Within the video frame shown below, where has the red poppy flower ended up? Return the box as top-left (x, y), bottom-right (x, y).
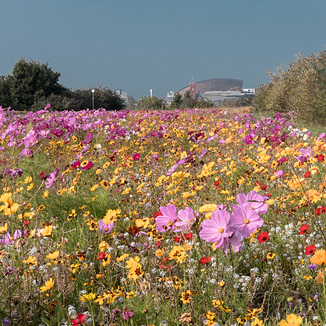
top-left (153, 211), bottom-right (162, 219)
top-left (261, 185), bottom-right (267, 190)
top-left (173, 236), bottom-right (183, 243)
top-left (305, 244), bottom-right (316, 255)
top-left (96, 252), bottom-right (107, 260)
top-left (200, 256), bottom-right (211, 265)
top-left (315, 207), bottom-right (323, 216)
top-left (71, 313), bottom-right (87, 325)
top-left (184, 232), bottom-right (193, 240)
top-left (257, 232), bottom-right (269, 243)
top-left (127, 226), bottom-right (140, 237)
top-left (304, 171), bottom-right (311, 178)
top-left (214, 180), bottom-right (220, 187)
top-left (317, 154), bottom-right (325, 162)
top-left (299, 224), bottom-right (309, 234)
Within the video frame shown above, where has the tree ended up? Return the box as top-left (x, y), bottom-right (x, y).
top-left (0, 75), bottom-right (16, 108)
top-left (10, 58), bottom-right (66, 110)
top-left (171, 93), bottom-right (182, 109)
top-left (137, 96), bottom-right (166, 110)
top-left (67, 87), bottom-right (125, 111)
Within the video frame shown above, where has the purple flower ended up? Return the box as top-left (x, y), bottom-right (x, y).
top-left (274, 170), bottom-right (283, 178)
top-left (155, 204), bottom-right (178, 232)
top-left (231, 202), bottom-right (264, 238)
top-left (98, 220), bottom-right (114, 234)
top-left (174, 207), bottom-right (195, 233)
top-left (309, 264), bottom-right (317, 270)
top-left (122, 307), bottom-right (134, 320)
top-left (199, 208), bottom-right (233, 249)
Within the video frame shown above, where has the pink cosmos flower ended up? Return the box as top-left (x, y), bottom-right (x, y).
top-left (235, 190), bottom-right (267, 215)
top-left (98, 219), bottom-right (114, 234)
top-left (155, 204), bottom-right (178, 232)
top-left (274, 170), bottom-right (283, 178)
top-left (0, 230), bottom-right (22, 245)
top-left (199, 208), bottom-right (233, 249)
top-left (220, 226), bottom-right (243, 255)
top-left (81, 132), bottom-right (93, 144)
top-left (231, 202), bottom-right (264, 238)
top-left (174, 207), bottom-right (195, 233)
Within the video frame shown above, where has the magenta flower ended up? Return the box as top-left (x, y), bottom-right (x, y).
top-left (199, 208), bottom-right (233, 249)
top-left (0, 230), bottom-right (22, 245)
top-left (174, 207), bottom-right (195, 233)
top-left (133, 153), bottom-right (140, 161)
top-left (80, 161), bottom-right (94, 170)
top-left (98, 219), bottom-right (114, 234)
top-left (231, 202), bottom-right (264, 238)
top-left (155, 204), bottom-right (178, 232)
top-left (235, 190), bottom-right (267, 215)
top-left (81, 132), bottom-right (93, 144)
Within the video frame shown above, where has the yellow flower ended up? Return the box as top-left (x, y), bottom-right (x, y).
top-left (199, 204), bottom-right (217, 213)
top-left (251, 318), bottom-right (264, 326)
top-left (310, 249), bottom-right (326, 265)
top-left (99, 241), bottom-right (109, 252)
top-left (22, 256), bottom-right (38, 266)
top-left (41, 225), bottom-right (53, 236)
top-left (0, 223), bottom-right (8, 234)
top-left (169, 245), bottom-right (187, 264)
top-left (80, 293), bottom-right (96, 302)
top-left (279, 313), bottom-right (302, 326)
top-left (126, 256), bottom-right (144, 281)
top-left (116, 253), bottom-right (129, 262)
top-left (266, 253), bottom-right (275, 260)
top-left (0, 193), bottom-right (19, 215)
top-left (40, 278), bottom-right (54, 293)
top-left (43, 191), bottom-right (49, 198)
top-left (102, 209), bottom-right (120, 224)
top-left (46, 251), bottom-right (60, 260)
top-left (102, 253), bottom-right (111, 266)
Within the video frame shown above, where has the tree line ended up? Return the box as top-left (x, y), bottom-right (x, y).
top-left (253, 50), bottom-right (326, 125)
top-left (0, 58), bottom-right (125, 111)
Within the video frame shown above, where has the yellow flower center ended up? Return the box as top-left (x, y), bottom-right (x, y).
top-left (244, 219), bottom-right (249, 224)
top-left (218, 228), bottom-right (224, 233)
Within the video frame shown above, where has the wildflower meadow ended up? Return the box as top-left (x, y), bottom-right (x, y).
top-left (1, 105), bottom-right (326, 326)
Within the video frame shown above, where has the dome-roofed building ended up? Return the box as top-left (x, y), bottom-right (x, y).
top-left (177, 78), bottom-right (253, 104)
top-left (178, 78), bottom-right (243, 96)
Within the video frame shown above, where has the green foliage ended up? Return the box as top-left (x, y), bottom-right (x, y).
top-left (67, 86), bottom-right (125, 111)
top-left (254, 51), bottom-right (326, 125)
top-left (0, 59), bottom-right (125, 111)
top-left (10, 58), bottom-right (66, 110)
top-left (137, 96), bottom-right (166, 110)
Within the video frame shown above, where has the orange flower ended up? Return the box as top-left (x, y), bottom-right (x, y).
top-left (310, 249), bottom-right (326, 265)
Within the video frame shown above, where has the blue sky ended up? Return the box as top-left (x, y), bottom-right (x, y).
top-left (1, 0), bottom-right (326, 99)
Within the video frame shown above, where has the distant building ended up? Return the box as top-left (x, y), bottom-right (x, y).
top-left (166, 91), bottom-right (175, 104)
top-left (176, 78), bottom-right (255, 104)
top-left (115, 89), bottom-right (132, 106)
